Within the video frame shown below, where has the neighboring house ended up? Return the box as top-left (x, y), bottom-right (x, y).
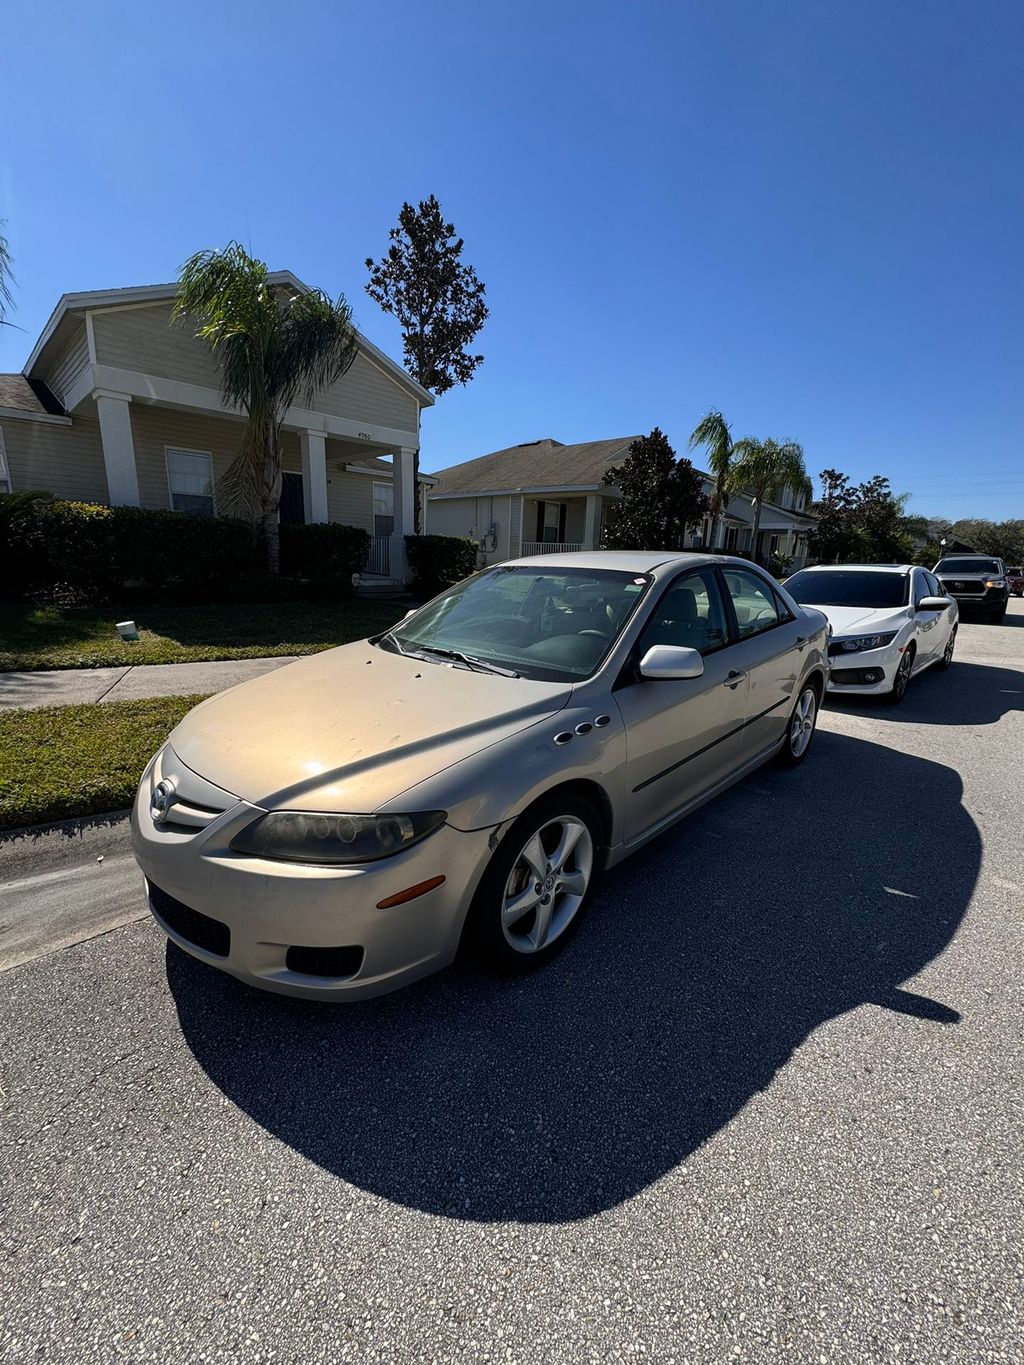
top-left (427, 437), bottom-right (815, 568)
top-left (0, 274), bottom-right (436, 583)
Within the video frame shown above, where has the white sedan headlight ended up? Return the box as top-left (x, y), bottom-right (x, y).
top-left (231, 810), bottom-right (446, 864)
top-left (837, 632), bottom-right (899, 653)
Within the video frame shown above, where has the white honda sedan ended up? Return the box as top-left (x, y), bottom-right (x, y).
top-left (783, 563), bottom-right (958, 703)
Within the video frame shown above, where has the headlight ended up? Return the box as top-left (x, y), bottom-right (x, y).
top-left (231, 810), bottom-right (447, 864)
top-left (838, 632), bottom-right (898, 653)
top-left (985, 579), bottom-right (1005, 589)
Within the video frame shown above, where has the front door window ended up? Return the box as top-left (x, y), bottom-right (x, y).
top-left (373, 481), bottom-right (394, 538)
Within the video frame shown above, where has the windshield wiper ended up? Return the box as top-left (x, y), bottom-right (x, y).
top-left (415, 645), bottom-right (519, 678)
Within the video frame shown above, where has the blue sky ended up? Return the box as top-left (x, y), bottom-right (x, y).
top-left (2, 0), bottom-right (1021, 520)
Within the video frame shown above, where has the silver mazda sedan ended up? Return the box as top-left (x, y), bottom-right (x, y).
top-left (132, 552), bottom-right (829, 1000)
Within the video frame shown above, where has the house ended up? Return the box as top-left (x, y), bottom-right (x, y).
top-left (426, 436), bottom-right (815, 568)
top-left (0, 274), bottom-right (435, 583)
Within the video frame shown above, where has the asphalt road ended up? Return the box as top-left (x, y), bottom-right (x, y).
top-left (2, 603), bottom-right (1023, 1363)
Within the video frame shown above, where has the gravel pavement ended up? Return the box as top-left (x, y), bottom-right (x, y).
top-left (1, 603), bottom-right (1022, 1363)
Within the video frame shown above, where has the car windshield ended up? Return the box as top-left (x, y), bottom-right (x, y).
top-left (784, 569), bottom-right (909, 609)
top-left (377, 565), bottom-right (653, 681)
top-left (935, 558), bottom-right (1001, 575)
top-left (1008, 568), bottom-right (1022, 576)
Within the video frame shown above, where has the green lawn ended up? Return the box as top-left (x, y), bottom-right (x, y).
top-left (0, 599), bottom-right (403, 672)
top-left (0, 694), bottom-right (209, 831)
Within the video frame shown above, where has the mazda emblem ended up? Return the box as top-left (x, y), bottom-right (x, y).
top-left (151, 779), bottom-right (175, 823)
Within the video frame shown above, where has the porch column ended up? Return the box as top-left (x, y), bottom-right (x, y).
top-left (94, 390), bottom-right (140, 506)
top-left (299, 430), bottom-right (329, 523)
top-left (583, 493), bottom-right (601, 549)
top-left (390, 446), bottom-right (416, 582)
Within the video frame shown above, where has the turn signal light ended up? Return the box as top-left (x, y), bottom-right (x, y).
top-left (376, 875), bottom-right (446, 909)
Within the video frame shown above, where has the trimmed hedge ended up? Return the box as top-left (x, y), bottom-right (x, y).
top-left (405, 533), bottom-right (479, 596)
top-left (279, 521), bottom-right (369, 586)
top-left (0, 495), bottom-right (367, 604)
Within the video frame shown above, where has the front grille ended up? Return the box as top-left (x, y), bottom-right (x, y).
top-left (285, 944), bottom-right (364, 979)
top-left (148, 881), bottom-right (230, 957)
top-left (940, 579), bottom-right (985, 595)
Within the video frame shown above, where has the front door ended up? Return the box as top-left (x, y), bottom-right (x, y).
top-left (279, 472), bottom-right (305, 524)
top-left (718, 566), bottom-right (803, 762)
top-left (615, 568), bottom-right (749, 842)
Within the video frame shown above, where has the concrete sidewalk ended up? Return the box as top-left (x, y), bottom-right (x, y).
top-left (0, 655), bottom-right (297, 711)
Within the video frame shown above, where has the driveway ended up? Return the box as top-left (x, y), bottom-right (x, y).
top-left (1, 605), bottom-right (1022, 1362)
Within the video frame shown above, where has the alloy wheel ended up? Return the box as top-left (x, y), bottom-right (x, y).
top-left (893, 650), bottom-right (913, 700)
top-left (501, 816), bottom-right (594, 954)
top-left (789, 686), bottom-right (817, 758)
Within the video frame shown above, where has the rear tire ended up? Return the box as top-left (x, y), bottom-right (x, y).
top-left (777, 682), bottom-right (819, 768)
top-left (935, 626), bottom-right (956, 671)
top-left (464, 794), bottom-right (602, 973)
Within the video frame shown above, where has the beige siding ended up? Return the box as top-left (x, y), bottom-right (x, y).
top-left (314, 351), bottom-right (419, 432)
top-left (0, 413), bottom-right (109, 503)
top-left (327, 463), bottom-right (374, 532)
top-left (42, 324), bottom-right (91, 407)
top-left (427, 496), bottom-right (482, 540)
top-left (93, 303), bottom-right (419, 434)
top-left (129, 404), bottom-right (248, 511)
top-left (93, 304), bottom-right (222, 389)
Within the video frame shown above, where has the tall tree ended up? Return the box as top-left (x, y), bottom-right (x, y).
top-left (809, 470), bottom-right (921, 563)
top-left (366, 196), bottom-right (488, 530)
top-left (727, 437), bottom-right (810, 562)
top-left (602, 429), bottom-right (709, 550)
top-left (174, 243), bottom-right (358, 570)
top-left (0, 222), bottom-right (15, 326)
top-left (688, 409), bottom-right (733, 550)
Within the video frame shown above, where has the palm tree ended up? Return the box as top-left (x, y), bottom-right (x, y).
top-left (727, 437), bottom-right (811, 564)
top-left (174, 243), bottom-right (358, 570)
top-left (0, 222), bottom-right (15, 326)
top-left (688, 410), bottom-right (733, 550)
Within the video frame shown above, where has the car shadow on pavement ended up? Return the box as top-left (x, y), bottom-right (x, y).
top-left (167, 729), bottom-right (979, 1224)
top-left (827, 660), bottom-right (1024, 725)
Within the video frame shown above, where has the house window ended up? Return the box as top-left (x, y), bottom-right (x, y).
top-left (372, 481), bottom-right (394, 537)
top-left (0, 427), bottom-right (10, 494)
top-left (166, 448), bottom-right (214, 516)
top-left (724, 525), bottom-right (738, 552)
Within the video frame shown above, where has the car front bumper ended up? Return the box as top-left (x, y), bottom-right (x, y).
top-left (131, 750), bottom-right (495, 1001)
top-left (826, 642), bottom-right (904, 695)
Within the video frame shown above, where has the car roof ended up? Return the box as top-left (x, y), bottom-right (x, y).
top-left (510, 550), bottom-right (725, 574)
top-left (797, 563), bottom-right (914, 573)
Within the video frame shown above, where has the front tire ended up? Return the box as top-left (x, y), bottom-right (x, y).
top-left (777, 682), bottom-right (819, 768)
top-left (888, 644), bottom-right (915, 704)
top-left (988, 602), bottom-right (1007, 623)
top-left (465, 795), bottom-right (602, 972)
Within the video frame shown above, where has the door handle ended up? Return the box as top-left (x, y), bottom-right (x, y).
top-left (795, 635), bottom-right (808, 647)
top-left (724, 669), bottom-right (747, 688)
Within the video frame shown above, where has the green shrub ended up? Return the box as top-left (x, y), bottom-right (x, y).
top-left (0, 491), bottom-right (55, 600)
top-left (112, 506), bottom-right (260, 591)
top-left (0, 498), bottom-right (262, 603)
top-left (404, 534), bottom-right (478, 596)
top-left (279, 522), bottom-right (370, 591)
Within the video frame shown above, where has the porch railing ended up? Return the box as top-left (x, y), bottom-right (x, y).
top-left (520, 541), bottom-right (585, 557)
top-left (364, 535), bottom-right (391, 577)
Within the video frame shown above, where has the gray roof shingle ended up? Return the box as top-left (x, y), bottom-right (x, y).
top-left (430, 437), bottom-right (639, 495)
top-left (0, 374), bottom-right (65, 416)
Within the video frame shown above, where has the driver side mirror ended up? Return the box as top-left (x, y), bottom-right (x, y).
top-left (916, 596), bottom-right (950, 612)
top-left (639, 645), bottom-right (705, 680)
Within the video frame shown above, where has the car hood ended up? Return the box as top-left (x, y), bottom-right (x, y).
top-left (167, 642), bottom-right (572, 812)
top-left (805, 604), bottom-right (908, 636)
